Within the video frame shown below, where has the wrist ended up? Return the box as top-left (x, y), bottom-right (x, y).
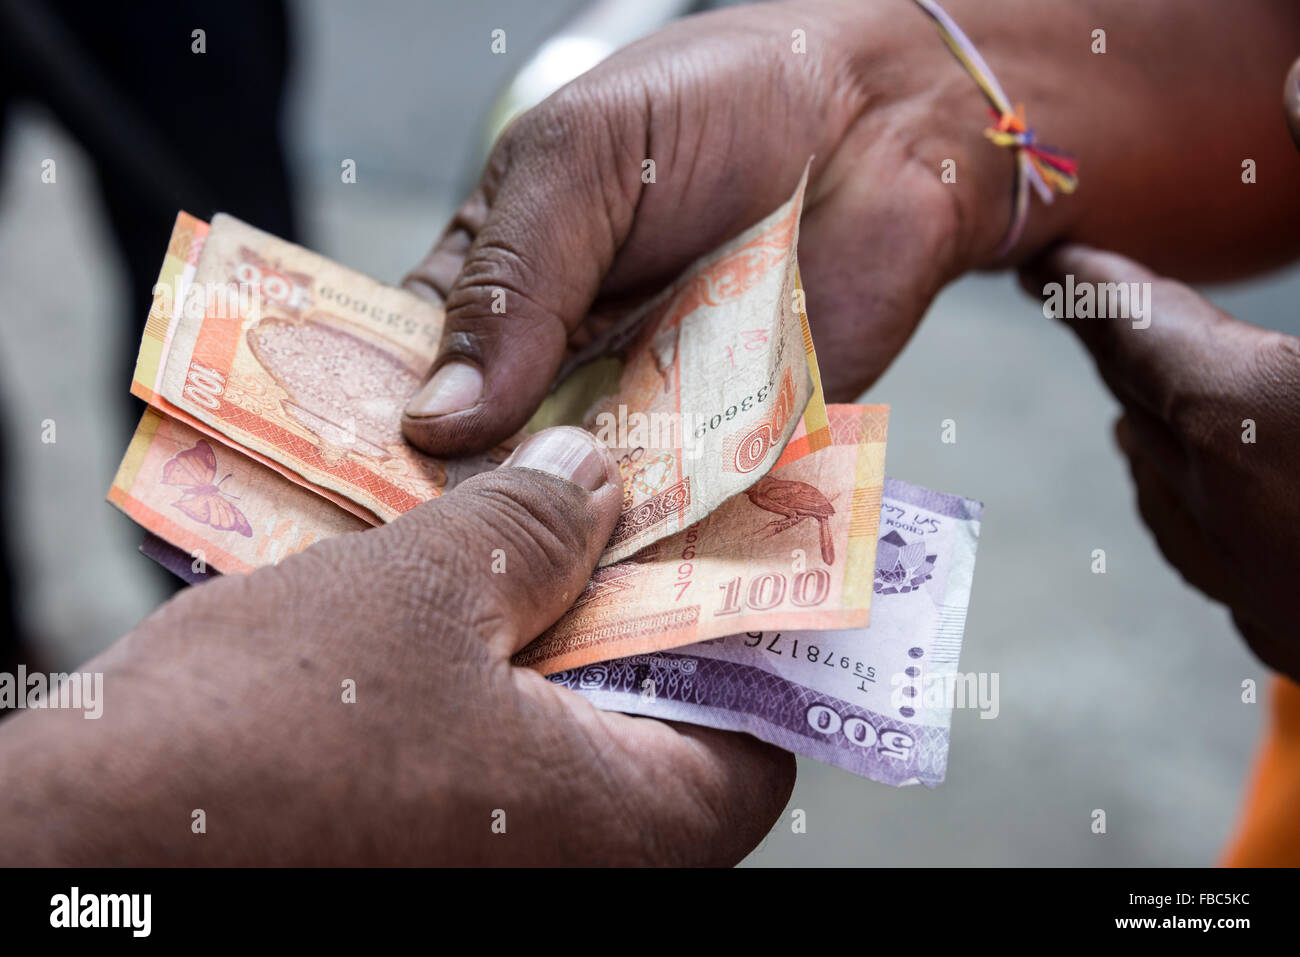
top-left (823, 0), bottom-right (1083, 271)
top-left (909, 0), bottom-right (1085, 269)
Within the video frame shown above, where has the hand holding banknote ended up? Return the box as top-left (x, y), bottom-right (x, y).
top-left (2, 427), bottom-right (793, 865)
top-left (399, 0), bottom-right (1025, 453)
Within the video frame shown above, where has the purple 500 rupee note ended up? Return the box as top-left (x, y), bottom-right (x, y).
top-left (550, 477), bottom-right (983, 787)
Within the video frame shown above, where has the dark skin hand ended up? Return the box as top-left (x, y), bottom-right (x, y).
top-left (401, 0), bottom-right (1300, 458)
top-left (1024, 245), bottom-right (1300, 681)
top-left (0, 428), bottom-right (793, 864)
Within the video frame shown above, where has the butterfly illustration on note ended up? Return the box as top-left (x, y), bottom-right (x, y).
top-left (161, 440), bottom-right (253, 537)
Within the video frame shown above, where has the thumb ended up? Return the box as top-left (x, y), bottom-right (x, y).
top-left (400, 101), bottom-right (643, 457)
top-left (367, 426), bottom-right (622, 658)
top-left (1018, 243), bottom-right (1231, 418)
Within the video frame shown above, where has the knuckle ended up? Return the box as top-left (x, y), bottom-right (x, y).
top-left (1160, 385), bottom-right (1207, 444)
top-left (447, 240), bottom-right (558, 328)
top-left (505, 89), bottom-right (598, 165)
top-left (1252, 331), bottom-right (1300, 392)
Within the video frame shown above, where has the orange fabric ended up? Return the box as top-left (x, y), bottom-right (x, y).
top-left (1222, 675), bottom-right (1300, 866)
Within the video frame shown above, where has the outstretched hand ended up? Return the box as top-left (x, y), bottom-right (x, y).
top-left (1026, 245), bottom-right (1300, 680)
top-left (400, 1), bottom-right (1022, 456)
top-left (0, 427), bottom-right (793, 865)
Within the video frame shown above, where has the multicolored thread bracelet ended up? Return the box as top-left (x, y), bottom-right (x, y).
top-left (911, 0), bottom-right (1079, 256)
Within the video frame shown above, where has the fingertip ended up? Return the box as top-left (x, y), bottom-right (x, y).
top-left (403, 298), bottom-right (571, 458)
top-left (1285, 56), bottom-right (1300, 150)
top-left (501, 425), bottom-right (619, 495)
top-left (1043, 244), bottom-right (1162, 289)
top-left (1113, 415), bottom-right (1134, 455)
top-left (405, 360), bottom-right (483, 419)
top-left (401, 358), bottom-right (495, 456)
top-left (401, 359), bottom-right (536, 457)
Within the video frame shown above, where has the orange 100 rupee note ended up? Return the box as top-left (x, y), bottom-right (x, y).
top-left (150, 169), bottom-right (823, 565)
top-left (526, 169), bottom-right (820, 563)
top-left (110, 409), bottom-right (366, 575)
top-left (157, 210), bottom-right (506, 520)
top-left (512, 403), bottom-right (888, 675)
top-left (131, 211), bottom-right (382, 526)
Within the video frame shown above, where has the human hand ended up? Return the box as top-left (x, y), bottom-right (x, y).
top-left (1024, 245), bottom-right (1300, 680)
top-left (399, 0), bottom-right (1300, 460)
top-left (400, 0), bottom-right (1034, 454)
top-left (0, 427), bottom-right (793, 865)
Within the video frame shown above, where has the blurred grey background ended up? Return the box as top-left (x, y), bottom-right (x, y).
top-left (0, 0), bottom-right (1295, 866)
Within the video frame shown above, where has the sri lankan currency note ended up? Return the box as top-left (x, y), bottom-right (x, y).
top-left (140, 533), bottom-right (220, 586)
top-left (110, 408), bottom-right (367, 575)
top-left (131, 211), bottom-right (382, 526)
top-left (530, 172), bottom-right (819, 563)
top-left (112, 401), bottom-right (886, 678)
top-left (512, 403), bottom-right (888, 675)
top-left (549, 478), bottom-right (982, 787)
top-left (153, 212), bottom-right (489, 522)
top-left (146, 170), bottom-right (820, 565)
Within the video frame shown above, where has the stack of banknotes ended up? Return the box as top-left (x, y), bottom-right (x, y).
top-left (109, 178), bottom-right (982, 787)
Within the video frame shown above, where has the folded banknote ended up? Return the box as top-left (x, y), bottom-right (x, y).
top-left (514, 403), bottom-right (887, 675)
top-left (127, 170), bottom-right (828, 566)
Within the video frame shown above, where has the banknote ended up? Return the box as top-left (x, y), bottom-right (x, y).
top-left (528, 172), bottom-right (820, 563)
top-left (114, 401), bottom-right (885, 676)
top-left (512, 403), bottom-right (888, 675)
top-left (140, 533), bottom-right (220, 586)
top-left (145, 170), bottom-right (820, 565)
top-left (550, 477), bottom-right (983, 787)
top-left (110, 408), bottom-right (367, 575)
top-left (147, 211), bottom-right (489, 523)
top-left (131, 211), bottom-right (382, 526)
top-left (125, 460), bottom-right (980, 786)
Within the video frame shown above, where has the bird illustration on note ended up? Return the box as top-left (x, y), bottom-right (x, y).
top-left (744, 475), bottom-right (836, 564)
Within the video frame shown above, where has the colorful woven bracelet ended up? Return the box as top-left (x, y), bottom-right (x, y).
top-left (911, 0), bottom-right (1078, 255)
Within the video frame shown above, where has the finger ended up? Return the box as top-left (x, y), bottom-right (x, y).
top-left (1114, 410), bottom-right (1188, 494)
top-left (1020, 244), bottom-right (1234, 419)
top-left (404, 186), bottom-right (494, 306)
top-left (1123, 444), bottom-right (1229, 605)
top-left (401, 98), bottom-right (644, 457)
top-left (365, 426), bottom-right (622, 658)
top-left (797, 165), bottom-right (960, 401)
top-left (1285, 56), bottom-right (1300, 150)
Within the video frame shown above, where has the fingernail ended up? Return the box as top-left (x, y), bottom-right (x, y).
top-left (501, 427), bottom-right (614, 491)
top-left (406, 361), bottom-right (482, 417)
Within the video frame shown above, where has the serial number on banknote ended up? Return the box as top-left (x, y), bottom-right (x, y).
top-left (712, 632), bottom-right (880, 690)
top-left (691, 376), bottom-right (778, 440)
